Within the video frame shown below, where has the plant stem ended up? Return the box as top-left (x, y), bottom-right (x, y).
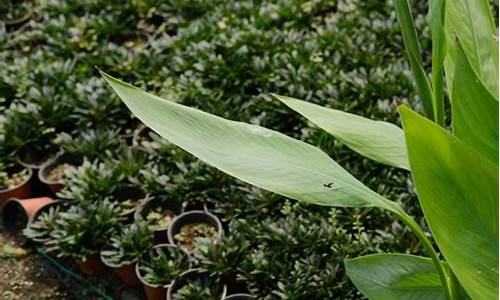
top-left (395, 210), bottom-right (454, 300)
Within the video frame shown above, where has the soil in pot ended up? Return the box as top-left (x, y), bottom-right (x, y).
top-left (168, 211), bottom-right (223, 254)
top-left (45, 163), bottom-right (76, 182)
top-left (146, 208), bottom-right (175, 231)
top-left (39, 153), bottom-right (83, 193)
top-left (174, 223), bottom-right (218, 253)
top-left (0, 166), bottom-right (32, 203)
top-left (112, 186), bottom-right (146, 222)
top-left (168, 269), bottom-right (226, 300)
top-left (135, 197), bottom-right (182, 244)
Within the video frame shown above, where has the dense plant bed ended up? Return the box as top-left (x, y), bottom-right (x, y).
top-left (2, 0), bottom-right (497, 299)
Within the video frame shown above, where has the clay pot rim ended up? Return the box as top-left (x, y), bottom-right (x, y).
top-left (0, 166), bottom-right (32, 193)
top-left (38, 151), bottom-right (82, 185)
top-left (167, 268), bottom-right (227, 300)
top-left (223, 294), bottom-right (255, 300)
top-left (26, 200), bottom-right (63, 243)
top-left (167, 210), bottom-right (224, 249)
top-left (135, 243), bottom-right (189, 289)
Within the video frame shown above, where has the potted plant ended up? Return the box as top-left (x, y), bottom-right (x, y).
top-left (0, 162), bottom-right (32, 204)
top-left (135, 244), bottom-right (191, 300)
top-left (112, 185), bottom-right (147, 223)
top-left (100, 220), bottom-right (154, 286)
top-left (167, 210), bottom-right (223, 253)
top-left (16, 144), bottom-right (57, 171)
top-left (167, 269), bottom-right (227, 300)
top-left (38, 152), bottom-right (82, 193)
top-left (50, 199), bottom-right (121, 276)
top-left (134, 196), bottom-right (182, 244)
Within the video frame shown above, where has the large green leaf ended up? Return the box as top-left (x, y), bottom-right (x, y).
top-left (399, 106), bottom-right (499, 300)
top-left (272, 94), bottom-right (409, 170)
top-left (345, 254), bottom-right (446, 300)
top-left (393, 0), bottom-right (434, 120)
top-left (452, 45), bottom-right (498, 165)
top-left (445, 0), bottom-right (498, 97)
top-left (100, 71), bottom-right (401, 213)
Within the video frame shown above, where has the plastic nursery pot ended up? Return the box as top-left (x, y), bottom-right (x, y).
top-left (0, 165), bottom-right (33, 205)
top-left (1, 197), bottom-right (55, 238)
top-left (135, 244), bottom-right (189, 300)
top-left (38, 152), bottom-right (83, 193)
top-left (167, 210), bottom-right (223, 254)
top-left (76, 254), bottom-right (108, 276)
top-left (112, 185), bottom-right (147, 223)
top-left (16, 147), bottom-right (56, 171)
top-left (167, 269), bottom-right (227, 300)
top-left (100, 243), bottom-right (140, 286)
top-left (224, 294), bottom-right (255, 300)
top-left (135, 196), bottom-right (183, 244)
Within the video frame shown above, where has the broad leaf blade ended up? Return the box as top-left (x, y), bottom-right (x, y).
top-left (393, 0), bottom-right (434, 119)
top-left (345, 254), bottom-right (446, 300)
top-left (400, 106), bottom-right (499, 300)
top-left (273, 94), bottom-right (409, 170)
top-left (452, 45), bottom-right (499, 165)
top-left (100, 71), bottom-right (399, 212)
top-left (446, 0), bottom-right (498, 97)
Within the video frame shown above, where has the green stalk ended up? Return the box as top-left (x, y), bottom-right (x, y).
top-left (393, 0), bottom-right (435, 120)
top-left (429, 0), bottom-right (446, 126)
top-left (394, 210), bottom-right (454, 300)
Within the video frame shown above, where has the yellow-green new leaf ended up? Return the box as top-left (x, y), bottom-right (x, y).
top-left (273, 95), bottom-right (409, 170)
top-left (452, 45), bottom-right (498, 165)
top-left (345, 254), bottom-right (446, 300)
top-left (400, 106), bottom-right (498, 300)
top-left (100, 71), bottom-right (400, 213)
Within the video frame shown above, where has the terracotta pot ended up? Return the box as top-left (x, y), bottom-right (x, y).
top-left (1, 197), bottom-right (55, 236)
top-left (26, 200), bottom-right (62, 243)
top-left (167, 210), bottom-right (223, 253)
top-left (38, 152), bottom-right (83, 193)
top-left (224, 294), bottom-right (255, 300)
top-left (135, 244), bottom-right (184, 300)
top-left (76, 254), bottom-right (107, 276)
top-left (101, 243), bottom-right (141, 286)
top-left (0, 166), bottom-right (33, 205)
top-left (134, 196), bottom-right (182, 244)
top-left (167, 269), bottom-right (227, 300)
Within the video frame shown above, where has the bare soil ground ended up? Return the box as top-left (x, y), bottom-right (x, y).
top-left (0, 228), bottom-right (144, 300)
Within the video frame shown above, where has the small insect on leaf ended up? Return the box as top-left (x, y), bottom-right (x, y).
top-left (323, 182), bottom-right (334, 188)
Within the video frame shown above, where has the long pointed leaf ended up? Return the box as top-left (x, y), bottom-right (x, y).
top-left (393, 0), bottom-right (434, 119)
top-left (100, 71), bottom-right (401, 213)
top-left (345, 254), bottom-right (446, 300)
top-left (273, 94), bottom-right (409, 170)
top-left (399, 106), bottom-right (498, 300)
top-left (452, 45), bottom-right (498, 165)
top-left (428, 0), bottom-right (446, 126)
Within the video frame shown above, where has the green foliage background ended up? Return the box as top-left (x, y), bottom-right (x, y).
top-left (0, 0), bottom-right (448, 298)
